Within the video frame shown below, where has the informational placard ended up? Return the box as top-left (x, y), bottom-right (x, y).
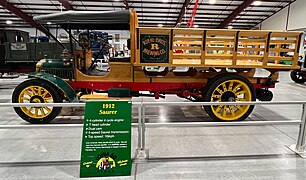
top-left (140, 34), bottom-right (169, 63)
top-left (80, 100), bottom-right (132, 178)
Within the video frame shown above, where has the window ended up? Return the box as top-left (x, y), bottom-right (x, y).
top-left (16, 35), bottom-right (23, 42)
top-left (114, 34), bottom-right (120, 43)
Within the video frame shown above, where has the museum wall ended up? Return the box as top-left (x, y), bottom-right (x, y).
top-left (258, 0), bottom-right (306, 31)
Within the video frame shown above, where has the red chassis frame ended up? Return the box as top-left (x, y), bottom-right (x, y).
top-left (69, 81), bottom-right (274, 99)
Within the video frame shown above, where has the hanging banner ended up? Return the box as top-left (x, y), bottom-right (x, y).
top-left (80, 100), bottom-right (132, 178)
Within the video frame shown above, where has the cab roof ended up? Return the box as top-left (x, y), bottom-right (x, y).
top-left (33, 10), bottom-right (130, 30)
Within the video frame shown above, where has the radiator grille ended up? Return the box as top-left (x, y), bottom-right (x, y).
top-left (42, 69), bottom-right (74, 79)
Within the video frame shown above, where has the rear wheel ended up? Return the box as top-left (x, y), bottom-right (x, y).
top-left (12, 79), bottom-right (63, 124)
top-left (203, 74), bottom-right (256, 121)
top-left (290, 70), bottom-right (306, 83)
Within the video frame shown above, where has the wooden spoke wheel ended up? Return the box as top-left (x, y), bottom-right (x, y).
top-left (203, 74), bottom-right (256, 121)
top-left (12, 79), bottom-right (63, 124)
top-left (290, 70), bottom-right (306, 83)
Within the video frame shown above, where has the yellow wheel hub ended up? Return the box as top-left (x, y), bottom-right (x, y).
top-left (18, 86), bottom-right (54, 119)
top-left (210, 79), bottom-right (252, 121)
top-left (32, 98), bottom-right (41, 103)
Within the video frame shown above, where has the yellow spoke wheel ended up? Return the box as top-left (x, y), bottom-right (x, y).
top-left (12, 79), bottom-right (63, 124)
top-left (203, 74), bottom-right (255, 121)
top-left (18, 86), bottom-right (54, 119)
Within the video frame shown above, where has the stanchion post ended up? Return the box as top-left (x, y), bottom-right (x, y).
top-left (134, 104), bottom-right (149, 163)
top-left (141, 105), bottom-right (146, 149)
top-left (137, 105), bottom-right (142, 150)
top-left (296, 104), bottom-right (306, 153)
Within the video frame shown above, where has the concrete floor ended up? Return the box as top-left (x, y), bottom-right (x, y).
top-left (0, 70), bottom-right (306, 179)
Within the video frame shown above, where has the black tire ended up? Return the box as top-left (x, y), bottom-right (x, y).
top-left (290, 70), bottom-right (306, 83)
top-left (203, 74), bottom-right (256, 121)
top-left (12, 79), bottom-right (63, 124)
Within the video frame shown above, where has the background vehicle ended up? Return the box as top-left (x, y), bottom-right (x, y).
top-left (290, 55), bottom-right (306, 83)
top-left (11, 10), bottom-right (303, 123)
top-left (0, 29), bottom-right (71, 74)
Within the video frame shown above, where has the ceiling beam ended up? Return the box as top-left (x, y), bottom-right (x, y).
top-left (175, 0), bottom-right (190, 26)
top-left (14, 6), bottom-right (278, 13)
top-left (8, 2), bottom-right (281, 9)
top-left (58, 0), bottom-right (74, 10)
top-left (137, 11), bottom-right (270, 17)
top-left (211, 0), bottom-right (290, 2)
top-left (138, 14), bottom-right (227, 19)
top-left (219, 0), bottom-right (255, 28)
top-left (7, 3), bottom-right (61, 7)
top-left (123, 0), bottom-right (129, 10)
top-left (0, 0), bottom-right (50, 35)
top-left (8, 4), bottom-right (281, 13)
top-left (70, 0), bottom-right (292, 2)
top-left (139, 18), bottom-right (259, 24)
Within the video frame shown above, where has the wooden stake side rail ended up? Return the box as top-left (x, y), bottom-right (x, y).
top-left (135, 27), bottom-right (303, 69)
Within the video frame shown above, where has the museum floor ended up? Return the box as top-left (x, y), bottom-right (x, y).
top-left (0, 69), bottom-right (306, 179)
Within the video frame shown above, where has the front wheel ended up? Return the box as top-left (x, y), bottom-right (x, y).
top-left (290, 70), bottom-right (306, 83)
top-left (12, 79), bottom-right (63, 124)
top-left (203, 74), bottom-right (256, 121)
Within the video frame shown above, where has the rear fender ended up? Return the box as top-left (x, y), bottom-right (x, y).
top-left (27, 72), bottom-right (77, 102)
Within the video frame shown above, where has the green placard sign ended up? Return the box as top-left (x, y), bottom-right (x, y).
top-left (140, 34), bottom-right (169, 63)
top-left (80, 100), bottom-right (132, 178)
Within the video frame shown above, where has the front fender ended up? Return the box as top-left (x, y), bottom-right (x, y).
top-left (27, 72), bottom-right (77, 102)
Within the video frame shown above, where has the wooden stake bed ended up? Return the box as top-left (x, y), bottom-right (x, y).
top-left (134, 28), bottom-right (303, 70)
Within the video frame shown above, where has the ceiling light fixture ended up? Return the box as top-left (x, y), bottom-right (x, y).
top-left (253, 1), bottom-right (262, 6)
top-left (47, 22), bottom-right (52, 25)
top-left (194, 25), bottom-right (199, 28)
top-left (228, 26), bottom-right (233, 29)
top-left (162, 0), bottom-right (168, 2)
top-left (6, 20), bottom-right (12, 24)
top-left (209, 0), bottom-right (216, 4)
top-left (158, 24), bottom-right (163, 27)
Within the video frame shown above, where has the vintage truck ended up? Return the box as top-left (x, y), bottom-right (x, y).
top-left (11, 10), bottom-right (303, 123)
